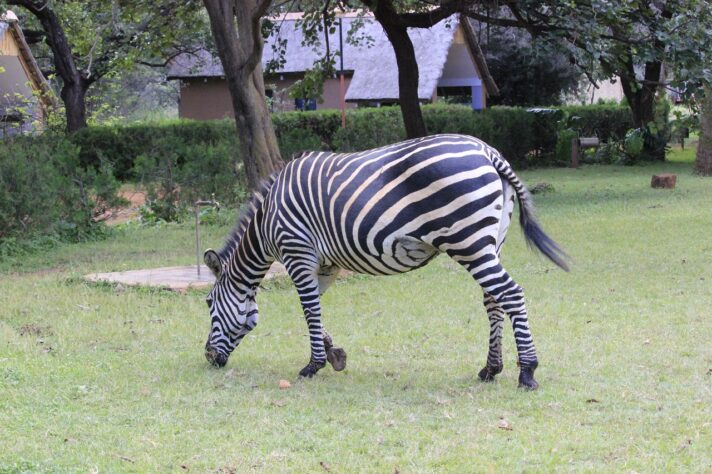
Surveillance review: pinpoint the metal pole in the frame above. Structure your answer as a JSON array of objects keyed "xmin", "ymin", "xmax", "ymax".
[
  {"xmin": 195, "ymin": 206, "xmax": 201, "ymax": 276},
  {"xmin": 339, "ymin": 17, "xmax": 346, "ymax": 128},
  {"xmin": 194, "ymin": 195, "xmax": 220, "ymax": 276}
]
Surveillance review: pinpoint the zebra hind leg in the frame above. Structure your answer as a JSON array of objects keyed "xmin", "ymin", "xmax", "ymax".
[
  {"xmin": 478, "ymin": 293, "xmax": 505, "ymax": 382},
  {"xmin": 457, "ymin": 255, "xmax": 540, "ymax": 390},
  {"xmin": 493, "ymin": 280, "xmax": 539, "ymax": 390}
]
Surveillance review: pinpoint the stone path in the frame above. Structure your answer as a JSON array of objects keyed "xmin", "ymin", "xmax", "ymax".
[{"xmin": 84, "ymin": 262, "xmax": 289, "ymax": 292}]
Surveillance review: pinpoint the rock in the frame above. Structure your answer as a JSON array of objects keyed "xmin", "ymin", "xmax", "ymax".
[
  {"xmin": 278, "ymin": 379, "xmax": 291, "ymax": 389},
  {"xmin": 651, "ymin": 174, "xmax": 677, "ymax": 189}
]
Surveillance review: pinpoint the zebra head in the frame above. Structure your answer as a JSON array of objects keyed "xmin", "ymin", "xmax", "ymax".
[{"xmin": 203, "ymin": 249, "xmax": 259, "ymax": 368}]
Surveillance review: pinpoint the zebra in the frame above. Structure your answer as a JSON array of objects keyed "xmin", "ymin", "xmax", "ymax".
[{"xmin": 203, "ymin": 134, "xmax": 568, "ymax": 390}]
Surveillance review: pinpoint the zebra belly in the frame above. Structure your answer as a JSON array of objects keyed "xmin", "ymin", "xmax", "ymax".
[
  {"xmin": 316, "ymin": 235, "xmax": 439, "ymax": 276},
  {"xmin": 383, "ymin": 236, "xmax": 439, "ymax": 272}
]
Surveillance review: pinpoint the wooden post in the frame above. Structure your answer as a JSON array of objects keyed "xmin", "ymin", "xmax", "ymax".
[{"xmin": 571, "ymin": 137, "xmax": 580, "ymax": 168}]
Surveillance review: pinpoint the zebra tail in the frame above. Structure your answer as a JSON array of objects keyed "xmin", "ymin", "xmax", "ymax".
[{"xmin": 494, "ymin": 158, "xmax": 570, "ymax": 272}]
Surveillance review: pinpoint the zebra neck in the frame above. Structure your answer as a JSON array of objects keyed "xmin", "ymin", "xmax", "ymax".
[{"xmin": 225, "ymin": 211, "xmax": 272, "ymax": 288}]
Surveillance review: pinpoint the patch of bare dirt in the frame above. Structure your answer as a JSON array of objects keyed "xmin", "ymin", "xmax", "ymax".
[
  {"xmin": 94, "ymin": 189, "xmax": 147, "ymax": 226},
  {"xmin": 19, "ymin": 323, "xmax": 52, "ymax": 337}
]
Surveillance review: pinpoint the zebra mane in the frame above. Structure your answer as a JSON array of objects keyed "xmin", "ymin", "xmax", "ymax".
[{"xmin": 218, "ymin": 173, "xmax": 278, "ymax": 260}]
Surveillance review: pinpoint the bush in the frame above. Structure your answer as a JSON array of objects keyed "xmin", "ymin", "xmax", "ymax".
[
  {"xmin": 67, "ymin": 103, "xmax": 636, "ymax": 188},
  {"xmin": 560, "ymin": 105, "xmax": 633, "ymax": 141},
  {"xmin": 277, "ymin": 127, "xmax": 326, "ymax": 159},
  {"xmin": 71, "ymin": 119, "xmax": 237, "ymax": 180},
  {"xmin": 0, "ymin": 136, "xmax": 120, "ymax": 241},
  {"xmin": 555, "ymin": 128, "xmax": 579, "ymax": 165},
  {"xmin": 131, "ymin": 137, "xmax": 242, "ymax": 221},
  {"xmin": 333, "ymin": 107, "xmax": 406, "ymax": 151}
]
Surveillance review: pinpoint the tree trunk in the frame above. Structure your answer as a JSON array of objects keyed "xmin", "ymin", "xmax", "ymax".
[
  {"xmin": 364, "ymin": 0, "xmax": 428, "ymax": 139},
  {"xmin": 203, "ymin": 0, "xmax": 282, "ymax": 190},
  {"xmin": 618, "ymin": 60, "xmax": 665, "ymax": 160},
  {"xmin": 61, "ymin": 79, "xmax": 89, "ymax": 133},
  {"xmin": 695, "ymin": 86, "xmax": 712, "ymax": 176}
]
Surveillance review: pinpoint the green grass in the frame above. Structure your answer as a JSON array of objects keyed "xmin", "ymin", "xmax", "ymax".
[{"xmin": 1, "ymin": 150, "xmax": 711, "ymax": 472}]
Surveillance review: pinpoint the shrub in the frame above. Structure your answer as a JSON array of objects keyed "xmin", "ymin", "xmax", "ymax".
[
  {"xmin": 560, "ymin": 105, "xmax": 633, "ymax": 141},
  {"xmin": 555, "ymin": 128, "xmax": 579, "ymax": 165},
  {"xmin": 590, "ymin": 139, "xmax": 625, "ymax": 164},
  {"xmin": 333, "ymin": 107, "xmax": 406, "ymax": 151},
  {"xmin": 0, "ymin": 136, "xmax": 120, "ymax": 241},
  {"xmin": 67, "ymin": 103, "xmax": 637, "ymax": 188},
  {"xmin": 131, "ymin": 137, "xmax": 242, "ymax": 222},
  {"xmin": 277, "ymin": 127, "xmax": 326, "ymax": 159},
  {"xmin": 71, "ymin": 119, "xmax": 237, "ymax": 180},
  {"xmin": 272, "ymin": 110, "xmax": 342, "ymax": 147}
]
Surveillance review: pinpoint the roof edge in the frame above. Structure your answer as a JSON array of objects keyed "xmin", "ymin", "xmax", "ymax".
[
  {"xmin": 460, "ymin": 18, "xmax": 498, "ymax": 97},
  {"xmin": 6, "ymin": 19, "xmax": 58, "ymax": 109}
]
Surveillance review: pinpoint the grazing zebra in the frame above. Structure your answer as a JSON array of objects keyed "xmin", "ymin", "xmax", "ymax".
[{"xmin": 203, "ymin": 134, "xmax": 568, "ymax": 390}]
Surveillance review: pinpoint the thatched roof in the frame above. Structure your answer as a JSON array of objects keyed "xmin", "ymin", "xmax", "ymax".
[
  {"xmin": 0, "ymin": 14, "xmax": 57, "ymax": 112},
  {"xmin": 167, "ymin": 13, "xmax": 495, "ymax": 101}
]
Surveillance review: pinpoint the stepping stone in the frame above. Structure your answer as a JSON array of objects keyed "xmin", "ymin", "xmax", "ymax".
[{"xmin": 84, "ymin": 262, "xmax": 289, "ymax": 292}]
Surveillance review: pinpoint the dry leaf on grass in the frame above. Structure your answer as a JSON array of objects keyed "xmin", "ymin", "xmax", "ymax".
[
  {"xmin": 497, "ymin": 419, "xmax": 513, "ymax": 431},
  {"xmin": 278, "ymin": 379, "xmax": 291, "ymax": 389}
]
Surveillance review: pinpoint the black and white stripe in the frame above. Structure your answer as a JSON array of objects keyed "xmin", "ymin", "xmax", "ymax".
[{"xmin": 203, "ymin": 134, "xmax": 568, "ymax": 389}]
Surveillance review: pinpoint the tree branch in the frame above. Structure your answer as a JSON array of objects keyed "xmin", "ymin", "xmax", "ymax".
[
  {"xmin": 464, "ymin": 11, "xmax": 523, "ymax": 29},
  {"xmin": 399, "ymin": 2, "xmax": 465, "ymax": 28}
]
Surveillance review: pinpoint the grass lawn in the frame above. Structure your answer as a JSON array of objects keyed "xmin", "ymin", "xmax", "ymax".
[{"xmin": 1, "ymin": 148, "xmax": 711, "ymax": 472}]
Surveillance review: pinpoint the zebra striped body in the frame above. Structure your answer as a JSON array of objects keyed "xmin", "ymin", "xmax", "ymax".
[{"xmin": 203, "ymin": 134, "xmax": 568, "ymax": 389}]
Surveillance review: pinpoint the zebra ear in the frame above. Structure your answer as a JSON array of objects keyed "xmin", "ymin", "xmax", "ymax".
[{"xmin": 203, "ymin": 249, "xmax": 223, "ymax": 278}]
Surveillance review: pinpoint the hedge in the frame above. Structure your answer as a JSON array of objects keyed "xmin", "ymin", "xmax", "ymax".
[
  {"xmin": 70, "ymin": 103, "xmax": 636, "ymax": 180},
  {"xmin": 1, "ymin": 103, "xmax": 641, "ymax": 242}
]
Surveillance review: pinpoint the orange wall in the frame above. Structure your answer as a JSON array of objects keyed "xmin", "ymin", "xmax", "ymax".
[
  {"xmin": 178, "ymin": 75, "xmax": 356, "ymax": 120},
  {"xmin": 178, "ymin": 78, "xmax": 234, "ymax": 120}
]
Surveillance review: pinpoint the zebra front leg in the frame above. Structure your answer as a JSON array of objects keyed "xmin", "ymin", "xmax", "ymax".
[
  {"xmin": 284, "ymin": 256, "xmax": 328, "ymax": 378},
  {"xmin": 478, "ymin": 293, "xmax": 505, "ymax": 382},
  {"xmin": 323, "ymin": 329, "xmax": 347, "ymax": 372}
]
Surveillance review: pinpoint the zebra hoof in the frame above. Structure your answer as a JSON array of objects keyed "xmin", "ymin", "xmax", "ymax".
[
  {"xmin": 478, "ymin": 365, "xmax": 502, "ymax": 382},
  {"xmin": 298, "ymin": 360, "xmax": 325, "ymax": 378},
  {"xmin": 327, "ymin": 347, "xmax": 347, "ymax": 372},
  {"xmin": 517, "ymin": 366, "xmax": 539, "ymax": 390}
]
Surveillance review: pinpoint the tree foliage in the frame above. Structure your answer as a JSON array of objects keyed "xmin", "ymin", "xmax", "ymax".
[
  {"xmin": 2, "ymin": 0, "xmax": 207, "ymax": 131},
  {"xmin": 467, "ymin": 0, "xmax": 712, "ymax": 159},
  {"xmin": 476, "ymin": 25, "xmax": 581, "ymax": 106}
]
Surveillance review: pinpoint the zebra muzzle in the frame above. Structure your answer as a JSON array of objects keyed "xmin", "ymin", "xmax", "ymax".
[{"xmin": 205, "ymin": 345, "xmax": 228, "ymax": 367}]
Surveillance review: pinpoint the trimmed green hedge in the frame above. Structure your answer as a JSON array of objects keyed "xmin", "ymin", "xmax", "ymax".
[
  {"xmin": 72, "ymin": 120, "xmax": 237, "ymax": 181},
  {"xmin": 70, "ymin": 103, "xmax": 635, "ymax": 179},
  {"xmin": 1, "ymin": 104, "xmax": 639, "ymax": 242}
]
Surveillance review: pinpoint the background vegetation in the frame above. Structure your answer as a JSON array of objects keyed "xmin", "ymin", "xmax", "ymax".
[{"xmin": 1, "ymin": 149, "xmax": 709, "ymax": 471}]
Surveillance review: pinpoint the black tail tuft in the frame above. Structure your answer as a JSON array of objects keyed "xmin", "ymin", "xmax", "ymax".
[{"xmin": 519, "ymin": 196, "xmax": 570, "ymax": 272}]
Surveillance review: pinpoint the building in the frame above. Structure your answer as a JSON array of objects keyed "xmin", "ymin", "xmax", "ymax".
[
  {"xmin": 167, "ymin": 13, "xmax": 497, "ymax": 120},
  {"xmin": 0, "ymin": 11, "xmax": 55, "ymax": 134}
]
